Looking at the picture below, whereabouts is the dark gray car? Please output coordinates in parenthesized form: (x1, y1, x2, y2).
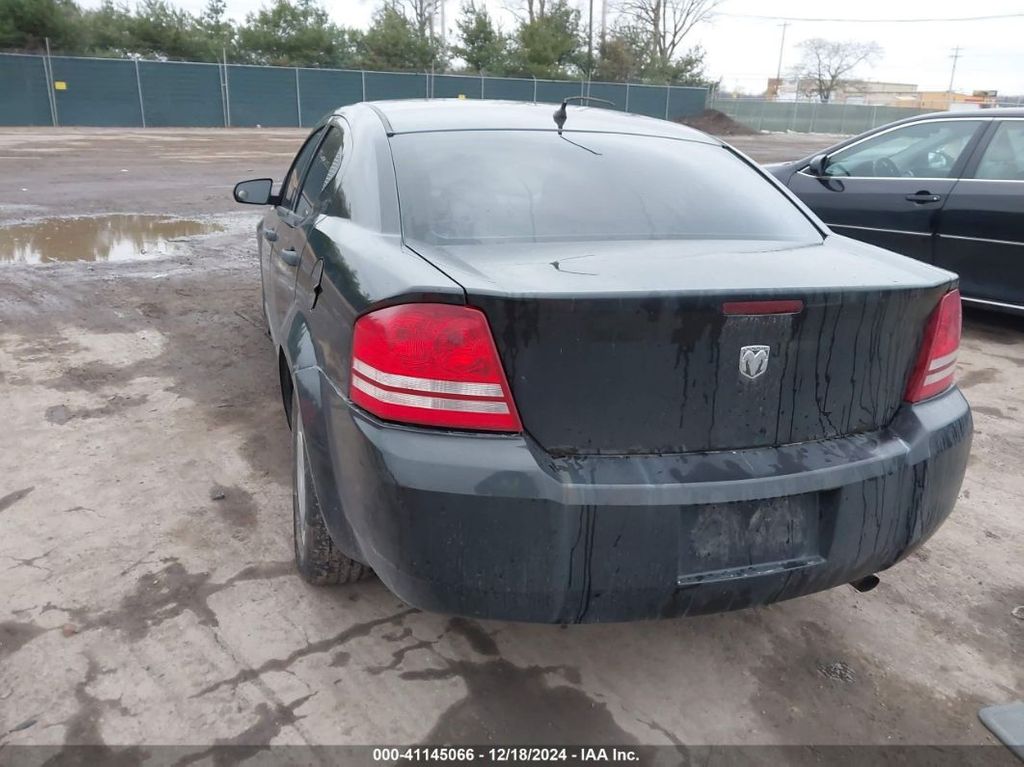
(233, 99, 971, 623)
(767, 108, 1024, 313)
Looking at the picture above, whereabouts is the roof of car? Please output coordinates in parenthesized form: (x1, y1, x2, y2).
(359, 99, 719, 143)
(921, 107, 1024, 118)
(883, 107, 1024, 125)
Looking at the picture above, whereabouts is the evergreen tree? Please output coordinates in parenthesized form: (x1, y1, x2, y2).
(507, 0, 582, 79)
(452, 1, 509, 74)
(357, 3, 444, 71)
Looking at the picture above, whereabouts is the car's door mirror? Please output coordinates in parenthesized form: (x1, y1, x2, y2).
(233, 178, 275, 205)
(807, 154, 829, 176)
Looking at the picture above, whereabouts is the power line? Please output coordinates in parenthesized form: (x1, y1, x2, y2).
(717, 12, 1024, 23)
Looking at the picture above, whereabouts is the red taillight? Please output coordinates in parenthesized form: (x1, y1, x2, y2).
(350, 303, 522, 432)
(904, 289, 962, 403)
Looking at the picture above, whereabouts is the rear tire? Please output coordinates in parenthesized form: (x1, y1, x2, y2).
(291, 387, 370, 586)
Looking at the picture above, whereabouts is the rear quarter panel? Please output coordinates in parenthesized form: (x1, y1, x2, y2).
(282, 107, 465, 561)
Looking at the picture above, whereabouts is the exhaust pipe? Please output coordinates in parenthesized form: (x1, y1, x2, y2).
(849, 574, 880, 593)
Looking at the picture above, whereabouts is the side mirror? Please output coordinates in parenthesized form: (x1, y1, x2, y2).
(807, 154, 829, 177)
(233, 178, 274, 205)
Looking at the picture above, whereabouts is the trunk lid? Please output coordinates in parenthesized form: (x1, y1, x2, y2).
(408, 236, 955, 455)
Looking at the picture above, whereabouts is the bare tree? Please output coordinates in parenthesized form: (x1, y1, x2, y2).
(794, 38, 883, 102)
(395, 0, 442, 37)
(507, 0, 547, 23)
(617, 0, 719, 69)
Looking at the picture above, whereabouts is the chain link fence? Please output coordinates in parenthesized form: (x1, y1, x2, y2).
(709, 94, 932, 135)
(0, 52, 710, 128)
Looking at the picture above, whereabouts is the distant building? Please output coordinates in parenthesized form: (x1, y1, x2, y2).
(838, 81, 920, 105)
(917, 90, 999, 110)
(767, 78, 918, 104)
(764, 79, 999, 110)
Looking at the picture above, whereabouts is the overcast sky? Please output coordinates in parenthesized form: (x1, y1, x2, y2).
(77, 0, 1024, 95)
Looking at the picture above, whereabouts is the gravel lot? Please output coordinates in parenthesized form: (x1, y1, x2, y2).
(0, 127, 1021, 760)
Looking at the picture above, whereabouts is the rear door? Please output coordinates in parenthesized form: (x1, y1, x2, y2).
(291, 123, 348, 312)
(935, 118, 1024, 307)
(786, 118, 986, 263)
(266, 127, 324, 336)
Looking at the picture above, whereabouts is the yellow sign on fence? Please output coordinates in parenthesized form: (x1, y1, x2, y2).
(54, 81, 67, 91)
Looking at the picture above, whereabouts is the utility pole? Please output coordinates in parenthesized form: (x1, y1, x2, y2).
(587, 0, 594, 81)
(774, 21, 788, 98)
(600, 0, 607, 48)
(947, 46, 961, 104)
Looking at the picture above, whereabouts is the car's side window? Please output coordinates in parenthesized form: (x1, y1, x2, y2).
(822, 120, 982, 179)
(280, 128, 325, 211)
(972, 122, 1024, 181)
(295, 125, 345, 220)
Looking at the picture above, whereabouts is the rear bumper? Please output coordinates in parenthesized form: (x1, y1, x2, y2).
(322, 382, 971, 623)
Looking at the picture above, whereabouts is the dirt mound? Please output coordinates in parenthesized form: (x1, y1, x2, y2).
(678, 109, 756, 136)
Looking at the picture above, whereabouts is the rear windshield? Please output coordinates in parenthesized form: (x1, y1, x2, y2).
(390, 131, 821, 245)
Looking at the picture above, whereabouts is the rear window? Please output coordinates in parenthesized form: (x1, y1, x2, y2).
(390, 131, 821, 245)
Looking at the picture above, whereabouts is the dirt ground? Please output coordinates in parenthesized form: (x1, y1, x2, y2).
(1, 128, 1022, 760)
(678, 109, 757, 136)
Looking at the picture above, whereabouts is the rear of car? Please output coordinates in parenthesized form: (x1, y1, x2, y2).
(320, 106, 971, 622)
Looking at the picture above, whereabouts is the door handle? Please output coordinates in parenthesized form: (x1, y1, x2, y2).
(263, 228, 278, 242)
(905, 192, 942, 204)
(279, 248, 300, 266)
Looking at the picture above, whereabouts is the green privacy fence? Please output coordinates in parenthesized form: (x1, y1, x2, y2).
(0, 52, 710, 128)
(710, 95, 930, 134)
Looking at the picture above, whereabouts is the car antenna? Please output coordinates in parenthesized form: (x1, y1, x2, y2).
(553, 95, 615, 135)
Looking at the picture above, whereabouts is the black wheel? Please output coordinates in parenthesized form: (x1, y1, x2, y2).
(291, 388, 370, 585)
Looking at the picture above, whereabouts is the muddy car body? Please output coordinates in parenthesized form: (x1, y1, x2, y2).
(234, 100, 972, 623)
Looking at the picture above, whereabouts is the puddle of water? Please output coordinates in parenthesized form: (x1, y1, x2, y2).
(0, 215, 223, 264)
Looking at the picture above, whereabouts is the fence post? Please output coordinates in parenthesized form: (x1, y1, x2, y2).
(218, 60, 225, 127)
(41, 52, 57, 127)
(624, 82, 630, 112)
(664, 85, 671, 119)
(839, 102, 847, 134)
(295, 68, 302, 127)
(44, 39, 59, 127)
(222, 49, 231, 127)
(810, 101, 817, 133)
(480, 74, 484, 99)
(757, 98, 766, 132)
(134, 57, 146, 128)
(361, 70, 367, 102)
(871, 104, 878, 129)
(532, 76, 537, 103)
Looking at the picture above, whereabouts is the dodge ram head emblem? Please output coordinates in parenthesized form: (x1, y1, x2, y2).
(739, 345, 770, 380)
